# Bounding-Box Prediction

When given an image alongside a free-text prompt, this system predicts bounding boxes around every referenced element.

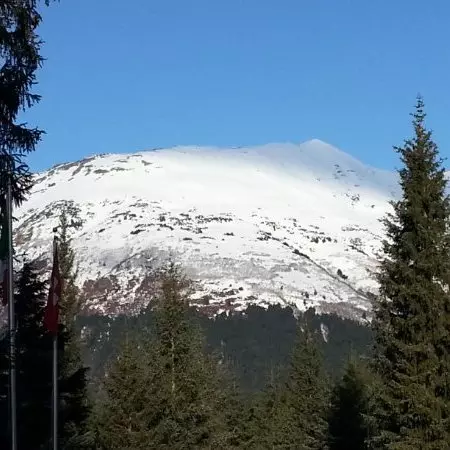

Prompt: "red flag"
[44,239,62,334]
[0,208,9,306]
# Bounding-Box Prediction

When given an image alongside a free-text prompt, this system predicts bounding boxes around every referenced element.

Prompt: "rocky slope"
[13,140,398,319]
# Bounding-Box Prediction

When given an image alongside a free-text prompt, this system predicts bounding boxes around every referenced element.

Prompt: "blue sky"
[24,0,450,172]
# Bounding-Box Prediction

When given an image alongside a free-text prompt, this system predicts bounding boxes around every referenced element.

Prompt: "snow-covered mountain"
[14,139,398,319]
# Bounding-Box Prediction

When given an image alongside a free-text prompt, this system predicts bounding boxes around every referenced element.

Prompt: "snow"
[14,139,398,318]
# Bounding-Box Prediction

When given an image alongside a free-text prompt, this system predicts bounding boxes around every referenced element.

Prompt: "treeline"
[80,303,372,393]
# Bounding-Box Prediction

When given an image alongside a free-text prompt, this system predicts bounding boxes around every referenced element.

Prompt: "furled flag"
[0,210,8,306]
[44,238,62,334]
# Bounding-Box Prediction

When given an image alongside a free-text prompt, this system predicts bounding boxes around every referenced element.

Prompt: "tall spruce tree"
[283,324,329,449]
[250,368,294,448]
[370,97,450,448]
[0,0,56,204]
[328,358,370,450]
[213,375,257,449]
[93,333,154,449]
[95,263,228,449]
[58,207,81,326]
[254,324,329,449]
[57,207,84,373]
[55,207,92,448]
[148,263,226,448]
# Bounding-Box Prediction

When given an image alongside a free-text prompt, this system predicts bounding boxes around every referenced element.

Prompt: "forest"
[80,304,372,393]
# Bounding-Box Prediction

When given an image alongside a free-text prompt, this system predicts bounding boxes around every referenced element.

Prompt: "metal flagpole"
[7,175,17,450]
[52,330,58,450]
[51,235,58,450]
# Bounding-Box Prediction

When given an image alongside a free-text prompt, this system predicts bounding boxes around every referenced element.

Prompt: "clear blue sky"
[24,0,450,172]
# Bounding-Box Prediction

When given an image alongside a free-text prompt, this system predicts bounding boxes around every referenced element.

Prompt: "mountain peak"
[301,138,331,146]
[17,141,397,319]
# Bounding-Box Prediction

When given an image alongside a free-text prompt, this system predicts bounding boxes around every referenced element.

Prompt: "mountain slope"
[14,140,397,318]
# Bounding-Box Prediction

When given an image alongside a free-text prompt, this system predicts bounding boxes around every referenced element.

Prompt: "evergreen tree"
[0,263,51,449]
[57,207,84,375]
[283,325,329,449]
[214,375,257,449]
[0,262,90,449]
[95,263,228,449]
[328,358,370,450]
[93,334,154,449]
[252,370,294,449]
[252,325,329,449]
[56,207,92,448]
[0,0,55,204]
[370,97,450,448]
[148,263,226,448]
[58,207,81,326]
[58,359,91,449]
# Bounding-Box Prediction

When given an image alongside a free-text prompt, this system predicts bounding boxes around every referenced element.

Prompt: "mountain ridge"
[14,140,397,319]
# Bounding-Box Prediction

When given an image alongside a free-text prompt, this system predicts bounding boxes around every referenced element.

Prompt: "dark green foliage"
[93,334,154,449]
[58,360,91,449]
[213,375,257,449]
[0,263,51,449]
[0,0,55,205]
[250,326,329,449]
[370,97,450,448]
[80,313,155,389]
[58,207,81,327]
[148,264,224,448]
[80,305,372,392]
[204,304,298,391]
[0,263,90,449]
[57,207,85,380]
[56,208,92,448]
[94,264,231,449]
[85,302,372,449]
[248,367,292,448]
[328,358,371,450]
[282,325,329,449]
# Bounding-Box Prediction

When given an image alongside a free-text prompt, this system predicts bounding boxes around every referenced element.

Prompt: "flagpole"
[51,235,58,450]
[6,175,17,450]
[52,329,58,450]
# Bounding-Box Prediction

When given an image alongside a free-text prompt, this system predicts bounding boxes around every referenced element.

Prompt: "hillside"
[14,139,398,319]
[80,305,373,392]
